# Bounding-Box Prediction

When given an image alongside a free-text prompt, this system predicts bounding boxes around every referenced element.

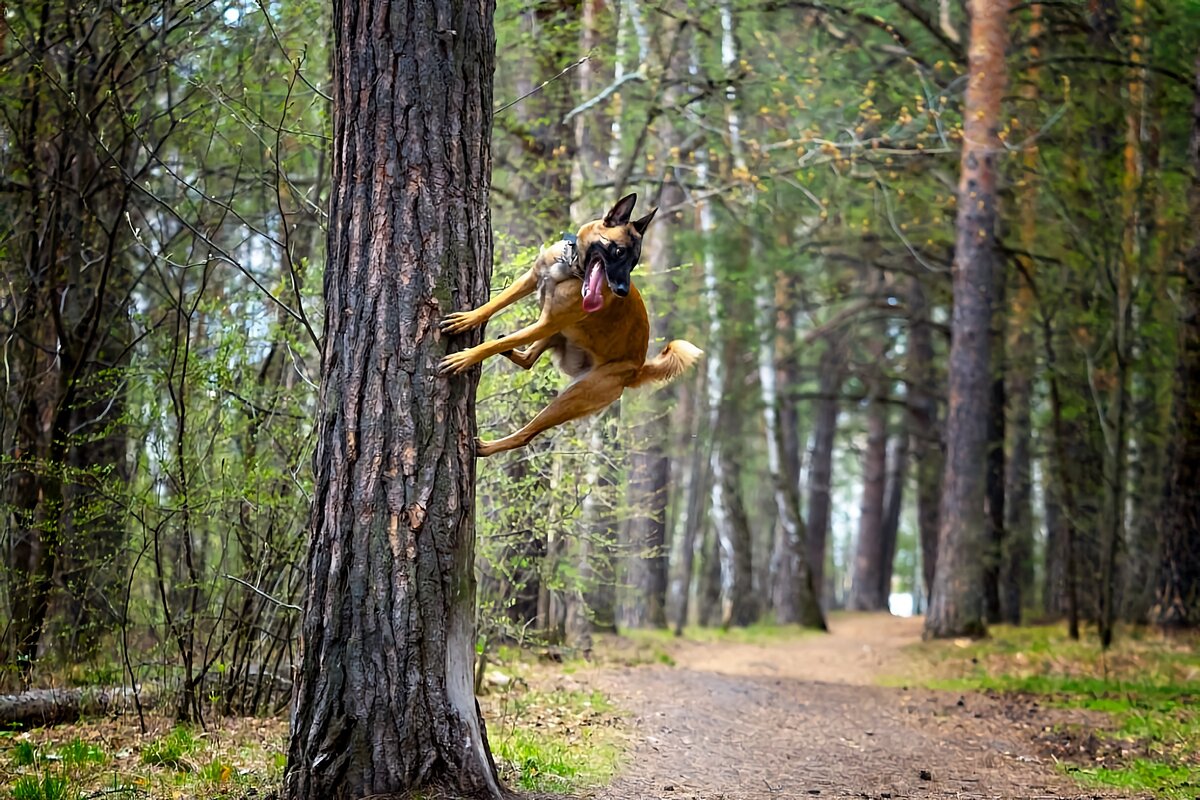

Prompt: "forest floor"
[578,614,1132,800]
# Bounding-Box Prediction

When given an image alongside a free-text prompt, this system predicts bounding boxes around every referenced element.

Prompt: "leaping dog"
[439,193,702,457]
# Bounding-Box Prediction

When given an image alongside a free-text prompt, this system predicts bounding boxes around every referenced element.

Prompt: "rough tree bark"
[925,0,1009,640]
[282,0,502,795]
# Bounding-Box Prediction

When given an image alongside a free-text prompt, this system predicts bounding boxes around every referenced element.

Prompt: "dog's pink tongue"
[582,263,605,313]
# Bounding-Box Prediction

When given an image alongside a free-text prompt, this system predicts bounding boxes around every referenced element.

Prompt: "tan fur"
[439,197,702,457]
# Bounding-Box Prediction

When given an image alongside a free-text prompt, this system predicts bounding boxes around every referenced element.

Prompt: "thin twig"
[224,574,302,612]
[495,55,590,115]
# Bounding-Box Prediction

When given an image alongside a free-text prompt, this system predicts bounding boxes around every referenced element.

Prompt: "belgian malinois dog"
[439,193,702,457]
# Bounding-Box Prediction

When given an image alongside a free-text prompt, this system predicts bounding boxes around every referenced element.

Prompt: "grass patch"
[8,774,76,800]
[902,623,1200,799]
[485,682,623,792]
[1066,759,1200,799]
[56,738,106,769]
[627,622,821,647]
[5,716,287,800]
[141,725,199,769]
[11,741,38,767]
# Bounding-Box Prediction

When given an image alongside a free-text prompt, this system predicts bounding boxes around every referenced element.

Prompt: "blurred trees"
[0,0,1198,720]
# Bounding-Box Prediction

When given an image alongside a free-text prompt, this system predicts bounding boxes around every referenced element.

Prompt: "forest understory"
[8,612,1196,799]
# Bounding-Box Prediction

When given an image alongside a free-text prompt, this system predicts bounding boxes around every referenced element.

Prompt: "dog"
[439,193,702,457]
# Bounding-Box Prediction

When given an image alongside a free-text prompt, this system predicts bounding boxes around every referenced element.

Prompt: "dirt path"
[588,614,1119,800]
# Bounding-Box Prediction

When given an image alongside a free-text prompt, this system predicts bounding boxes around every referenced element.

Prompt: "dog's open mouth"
[581,257,605,313]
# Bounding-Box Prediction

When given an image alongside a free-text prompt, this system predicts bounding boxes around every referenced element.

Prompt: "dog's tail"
[631,340,704,388]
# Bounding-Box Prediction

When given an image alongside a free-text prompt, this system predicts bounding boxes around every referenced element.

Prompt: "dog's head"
[575,193,657,313]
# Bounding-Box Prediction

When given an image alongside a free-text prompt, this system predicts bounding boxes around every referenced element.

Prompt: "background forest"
[1,0,1199,727]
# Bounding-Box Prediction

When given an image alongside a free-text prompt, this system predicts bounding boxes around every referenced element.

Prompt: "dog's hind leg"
[440,266,538,335]
[475,362,635,457]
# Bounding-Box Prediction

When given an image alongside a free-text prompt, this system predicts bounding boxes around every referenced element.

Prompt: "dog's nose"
[612,281,629,297]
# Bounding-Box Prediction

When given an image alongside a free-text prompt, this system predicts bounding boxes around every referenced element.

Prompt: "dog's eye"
[612,246,625,257]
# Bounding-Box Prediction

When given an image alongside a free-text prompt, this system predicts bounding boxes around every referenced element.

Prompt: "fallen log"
[0,686,159,728]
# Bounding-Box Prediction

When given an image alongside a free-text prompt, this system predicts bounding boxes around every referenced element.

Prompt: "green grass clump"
[493,724,620,791]
[57,738,107,769]
[141,726,200,769]
[487,685,622,792]
[904,623,1200,799]
[8,774,76,800]
[11,741,38,767]
[1067,759,1200,800]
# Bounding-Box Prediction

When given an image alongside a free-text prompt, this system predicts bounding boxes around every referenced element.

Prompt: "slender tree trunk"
[1043,470,1066,618]
[806,334,845,611]
[984,268,1007,624]
[925,0,1010,640]
[283,0,501,794]
[623,88,687,628]
[580,412,619,636]
[669,380,707,634]
[759,273,825,628]
[879,425,910,606]
[1003,6,1040,625]
[907,277,942,605]
[849,359,890,612]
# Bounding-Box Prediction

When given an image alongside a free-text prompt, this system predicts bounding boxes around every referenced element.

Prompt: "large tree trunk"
[925,0,1009,640]
[1153,50,1200,631]
[283,0,501,795]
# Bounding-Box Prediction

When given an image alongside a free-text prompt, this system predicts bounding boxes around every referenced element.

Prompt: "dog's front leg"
[438,313,564,376]
[440,266,538,335]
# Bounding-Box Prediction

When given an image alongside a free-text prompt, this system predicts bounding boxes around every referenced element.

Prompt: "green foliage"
[7,775,76,800]
[1066,759,1200,800]
[56,739,107,769]
[11,741,38,767]
[491,689,620,791]
[141,726,200,769]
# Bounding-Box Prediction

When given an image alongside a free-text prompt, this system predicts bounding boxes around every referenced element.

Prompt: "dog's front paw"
[440,311,482,335]
[475,437,498,457]
[439,350,477,375]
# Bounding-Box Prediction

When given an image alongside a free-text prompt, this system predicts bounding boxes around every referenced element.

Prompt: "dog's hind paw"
[440,311,481,335]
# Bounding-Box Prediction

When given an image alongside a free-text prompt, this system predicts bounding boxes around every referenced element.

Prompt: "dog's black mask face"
[577,193,658,312]
[582,238,642,298]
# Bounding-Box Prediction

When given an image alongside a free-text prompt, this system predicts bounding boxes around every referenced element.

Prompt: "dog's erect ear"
[632,207,658,235]
[604,193,638,227]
